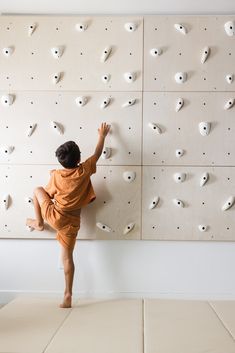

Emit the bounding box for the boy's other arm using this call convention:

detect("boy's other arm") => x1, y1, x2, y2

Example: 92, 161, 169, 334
93, 122, 111, 162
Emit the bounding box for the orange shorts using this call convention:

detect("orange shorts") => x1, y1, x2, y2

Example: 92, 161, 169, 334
41, 199, 81, 251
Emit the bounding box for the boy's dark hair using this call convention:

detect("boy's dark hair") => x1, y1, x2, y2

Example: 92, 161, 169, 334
55, 141, 81, 168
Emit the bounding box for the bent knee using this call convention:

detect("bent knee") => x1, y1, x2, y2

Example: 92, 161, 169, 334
34, 186, 45, 194
33, 186, 47, 196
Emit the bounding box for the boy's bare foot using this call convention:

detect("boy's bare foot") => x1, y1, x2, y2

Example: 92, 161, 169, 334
59, 293, 72, 308
26, 218, 44, 231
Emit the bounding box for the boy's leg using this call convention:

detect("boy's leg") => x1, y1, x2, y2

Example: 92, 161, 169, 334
60, 245, 75, 308
26, 187, 51, 231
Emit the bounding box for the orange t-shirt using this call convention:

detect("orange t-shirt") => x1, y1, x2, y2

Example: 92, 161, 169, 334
45, 155, 97, 211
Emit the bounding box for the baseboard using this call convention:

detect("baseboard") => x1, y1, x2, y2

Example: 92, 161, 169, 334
1, 290, 235, 305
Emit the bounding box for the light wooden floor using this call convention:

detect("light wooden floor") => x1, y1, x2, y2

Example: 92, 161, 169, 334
0, 297, 235, 353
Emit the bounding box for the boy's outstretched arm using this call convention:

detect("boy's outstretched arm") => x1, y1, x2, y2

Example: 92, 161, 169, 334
93, 122, 111, 162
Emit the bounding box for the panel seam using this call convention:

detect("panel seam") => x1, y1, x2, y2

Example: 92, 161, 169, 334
140, 16, 144, 240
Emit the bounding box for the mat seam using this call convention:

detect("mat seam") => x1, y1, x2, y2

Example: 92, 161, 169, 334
207, 301, 235, 342
42, 308, 74, 353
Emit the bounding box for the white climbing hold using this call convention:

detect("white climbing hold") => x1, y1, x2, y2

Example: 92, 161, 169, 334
101, 74, 111, 83
0, 145, 14, 155
200, 172, 209, 187
222, 196, 235, 211
175, 72, 187, 84
224, 21, 235, 36
226, 74, 234, 84
122, 98, 136, 108
25, 197, 34, 206
51, 47, 63, 59
201, 46, 210, 64
96, 222, 112, 232
75, 96, 88, 107
1, 94, 14, 106
148, 122, 162, 134
101, 147, 111, 159
124, 72, 136, 83
123, 222, 135, 235
199, 122, 211, 136
52, 72, 61, 84
175, 149, 184, 158
173, 199, 184, 208
149, 196, 160, 210
123, 171, 136, 183
100, 46, 112, 63
174, 23, 187, 35
198, 224, 208, 232
173, 172, 186, 183
100, 97, 111, 109
2, 194, 10, 210
2, 47, 14, 57
150, 48, 162, 57
28, 23, 37, 36
224, 98, 235, 110
26, 225, 34, 232
175, 98, 184, 112
50, 121, 63, 135
26, 123, 37, 137
75, 22, 88, 32
124, 22, 137, 32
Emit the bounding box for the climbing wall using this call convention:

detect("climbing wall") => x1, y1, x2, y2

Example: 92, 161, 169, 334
0, 15, 235, 241
143, 15, 235, 241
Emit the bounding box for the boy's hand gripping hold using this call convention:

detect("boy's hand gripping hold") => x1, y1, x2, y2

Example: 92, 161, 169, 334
93, 122, 111, 162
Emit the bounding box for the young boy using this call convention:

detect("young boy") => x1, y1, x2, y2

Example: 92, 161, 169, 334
26, 122, 111, 308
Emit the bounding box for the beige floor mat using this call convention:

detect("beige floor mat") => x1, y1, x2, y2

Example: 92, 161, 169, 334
209, 301, 235, 340
144, 299, 235, 353
44, 298, 143, 353
1, 297, 235, 353
0, 296, 72, 353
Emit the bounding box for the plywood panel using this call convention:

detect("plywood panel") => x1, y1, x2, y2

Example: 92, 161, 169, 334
143, 92, 235, 166
142, 166, 235, 240
144, 15, 235, 91
0, 165, 141, 240
0, 15, 143, 91
0, 91, 142, 165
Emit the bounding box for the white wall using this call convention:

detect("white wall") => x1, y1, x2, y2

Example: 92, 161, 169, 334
0, 0, 235, 15
1, 238, 235, 304
1, 0, 235, 304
